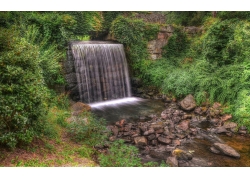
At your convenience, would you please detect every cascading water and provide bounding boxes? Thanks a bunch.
[67,41,132,104]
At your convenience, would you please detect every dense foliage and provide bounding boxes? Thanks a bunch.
[131,14,250,130]
[0,27,49,148]
[1,10,250,150]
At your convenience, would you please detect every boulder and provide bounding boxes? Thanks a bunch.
[172,148,193,161]
[213,143,240,158]
[223,122,237,132]
[180,94,196,111]
[70,102,91,116]
[158,136,172,144]
[176,120,190,131]
[166,156,178,167]
[134,136,148,146]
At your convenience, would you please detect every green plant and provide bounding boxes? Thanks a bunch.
[98,139,142,167]
[76,145,94,159]
[67,112,108,146]
[0,27,49,149]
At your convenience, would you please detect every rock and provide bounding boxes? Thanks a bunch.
[151,139,158,146]
[213,143,240,158]
[143,128,155,135]
[239,126,247,131]
[158,136,172,144]
[149,149,169,159]
[115,119,127,127]
[172,148,193,161]
[109,136,117,142]
[172,139,181,146]
[163,128,171,136]
[165,145,176,152]
[176,120,190,131]
[180,94,196,111]
[123,131,130,136]
[150,123,164,130]
[178,157,211,167]
[166,156,178,167]
[221,114,232,122]
[223,122,237,132]
[155,128,164,134]
[134,136,148,146]
[147,134,156,141]
[182,114,192,120]
[111,126,119,136]
[210,146,221,154]
[238,130,247,135]
[213,126,229,134]
[70,102,91,116]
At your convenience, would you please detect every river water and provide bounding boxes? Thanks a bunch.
[90,98,250,167]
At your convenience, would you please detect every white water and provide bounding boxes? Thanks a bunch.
[89,97,145,109]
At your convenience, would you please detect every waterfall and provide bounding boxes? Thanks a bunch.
[67,41,132,104]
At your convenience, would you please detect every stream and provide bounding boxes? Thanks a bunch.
[91,98,250,167]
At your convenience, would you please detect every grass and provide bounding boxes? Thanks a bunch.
[0,106,97,167]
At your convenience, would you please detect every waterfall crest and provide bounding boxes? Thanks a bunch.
[68,41,131,103]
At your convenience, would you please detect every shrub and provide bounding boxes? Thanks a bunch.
[0,28,49,148]
[67,112,108,146]
[98,139,142,167]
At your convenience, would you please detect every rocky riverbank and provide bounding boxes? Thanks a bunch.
[105,94,248,167]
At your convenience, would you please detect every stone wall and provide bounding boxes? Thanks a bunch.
[147,25,174,60]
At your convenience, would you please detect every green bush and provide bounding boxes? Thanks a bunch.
[111,15,159,64]
[20,25,65,86]
[0,28,49,148]
[98,139,142,167]
[162,26,189,59]
[67,112,108,146]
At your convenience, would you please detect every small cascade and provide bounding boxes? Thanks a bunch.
[67,41,131,103]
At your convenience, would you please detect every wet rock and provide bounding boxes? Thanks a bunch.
[213,143,240,158]
[158,136,172,144]
[172,148,193,161]
[223,122,238,132]
[239,126,247,131]
[210,118,221,127]
[123,131,131,136]
[172,139,181,146]
[149,149,169,159]
[71,102,91,116]
[139,126,147,132]
[210,146,221,154]
[180,94,196,111]
[209,102,222,117]
[163,127,171,136]
[115,119,127,127]
[166,156,178,167]
[194,107,203,115]
[172,116,182,124]
[211,126,229,134]
[165,145,176,152]
[178,157,211,167]
[143,128,155,135]
[155,128,164,134]
[111,126,119,136]
[221,114,232,122]
[150,123,164,130]
[109,136,117,142]
[239,130,247,135]
[134,136,148,146]
[175,133,187,139]
[176,120,190,131]
[151,139,158,146]
[147,134,156,141]
[182,114,192,120]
